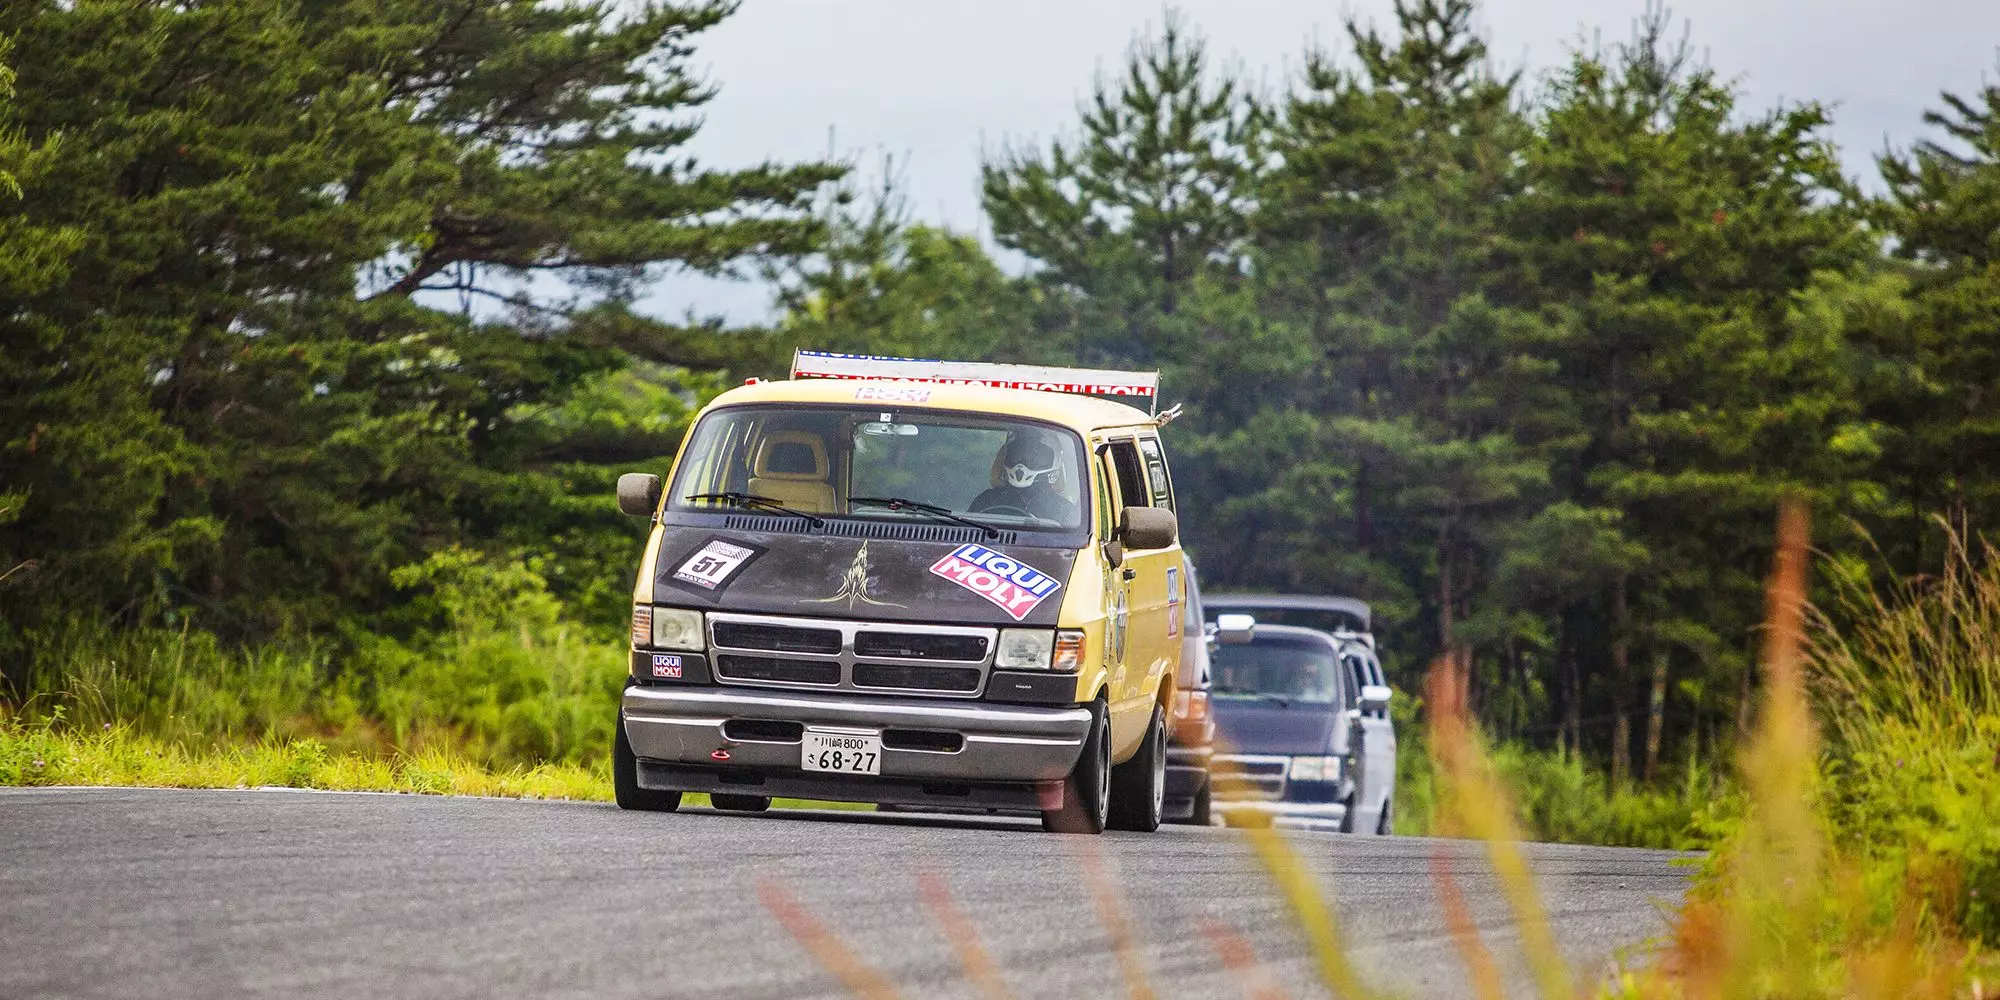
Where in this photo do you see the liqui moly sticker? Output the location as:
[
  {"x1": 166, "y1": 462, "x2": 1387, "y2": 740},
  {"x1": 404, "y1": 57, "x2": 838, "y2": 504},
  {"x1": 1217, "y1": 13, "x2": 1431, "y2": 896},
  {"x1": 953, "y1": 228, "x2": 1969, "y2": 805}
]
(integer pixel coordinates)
[
  {"x1": 674, "y1": 539, "x2": 757, "y2": 590},
  {"x1": 929, "y1": 544, "x2": 1064, "y2": 620},
  {"x1": 1166, "y1": 566, "x2": 1182, "y2": 639},
  {"x1": 651, "y1": 654, "x2": 684, "y2": 679}
]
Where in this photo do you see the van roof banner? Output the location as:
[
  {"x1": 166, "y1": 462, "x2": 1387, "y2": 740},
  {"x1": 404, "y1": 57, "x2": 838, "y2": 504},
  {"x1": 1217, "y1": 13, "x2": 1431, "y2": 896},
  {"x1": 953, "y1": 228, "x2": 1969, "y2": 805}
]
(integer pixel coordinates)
[{"x1": 790, "y1": 351, "x2": 1159, "y2": 410}]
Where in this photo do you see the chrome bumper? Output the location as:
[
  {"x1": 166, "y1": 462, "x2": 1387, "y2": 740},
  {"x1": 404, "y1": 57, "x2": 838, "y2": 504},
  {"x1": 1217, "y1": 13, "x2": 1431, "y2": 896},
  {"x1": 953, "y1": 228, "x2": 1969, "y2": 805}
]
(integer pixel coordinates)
[
  {"x1": 621, "y1": 685, "x2": 1092, "y2": 786},
  {"x1": 1214, "y1": 798, "x2": 1349, "y2": 833}
]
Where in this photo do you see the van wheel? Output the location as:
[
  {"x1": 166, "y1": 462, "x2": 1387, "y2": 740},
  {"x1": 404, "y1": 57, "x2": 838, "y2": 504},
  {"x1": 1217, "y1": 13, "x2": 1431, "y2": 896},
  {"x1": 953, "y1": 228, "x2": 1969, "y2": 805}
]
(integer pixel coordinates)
[
  {"x1": 614, "y1": 714, "x2": 682, "y2": 813},
  {"x1": 1108, "y1": 705, "x2": 1166, "y2": 832},
  {"x1": 1189, "y1": 780, "x2": 1213, "y2": 826},
  {"x1": 711, "y1": 793, "x2": 771, "y2": 813},
  {"x1": 1339, "y1": 792, "x2": 1356, "y2": 833},
  {"x1": 1042, "y1": 697, "x2": 1110, "y2": 834},
  {"x1": 1376, "y1": 801, "x2": 1393, "y2": 836}
]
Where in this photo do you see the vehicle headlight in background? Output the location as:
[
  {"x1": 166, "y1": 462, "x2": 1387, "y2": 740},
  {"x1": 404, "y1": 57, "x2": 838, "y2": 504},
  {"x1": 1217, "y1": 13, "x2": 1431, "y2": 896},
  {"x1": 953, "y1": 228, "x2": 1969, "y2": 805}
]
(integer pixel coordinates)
[
  {"x1": 630, "y1": 605, "x2": 652, "y2": 648},
  {"x1": 1289, "y1": 755, "x2": 1343, "y2": 782},
  {"x1": 649, "y1": 607, "x2": 706, "y2": 651},
  {"x1": 996, "y1": 629, "x2": 1055, "y2": 670}
]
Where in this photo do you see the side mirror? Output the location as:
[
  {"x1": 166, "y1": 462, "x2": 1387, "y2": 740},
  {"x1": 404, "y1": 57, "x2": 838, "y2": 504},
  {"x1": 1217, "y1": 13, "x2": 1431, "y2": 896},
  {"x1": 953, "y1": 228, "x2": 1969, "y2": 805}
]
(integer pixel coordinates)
[
  {"x1": 1215, "y1": 612, "x2": 1256, "y2": 645},
  {"x1": 1360, "y1": 684, "x2": 1393, "y2": 712},
  {"x1": 1119, "y1": 506, "x2": 1179, "y2": 550},
  {"x1": 1201, "y1": 621, "x2": 1220, "y2": 654},
  {"x1": 616, "y1": 473, "x2": 663, "y2": 518}
]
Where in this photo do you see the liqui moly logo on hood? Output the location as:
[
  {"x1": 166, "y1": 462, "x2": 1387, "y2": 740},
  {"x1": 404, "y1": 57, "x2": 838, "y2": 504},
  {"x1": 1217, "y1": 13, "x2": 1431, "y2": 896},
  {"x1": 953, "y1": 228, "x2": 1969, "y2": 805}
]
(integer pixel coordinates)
[{"x1": 929, "y1": 544, "x2": 1064, "y2": 621}]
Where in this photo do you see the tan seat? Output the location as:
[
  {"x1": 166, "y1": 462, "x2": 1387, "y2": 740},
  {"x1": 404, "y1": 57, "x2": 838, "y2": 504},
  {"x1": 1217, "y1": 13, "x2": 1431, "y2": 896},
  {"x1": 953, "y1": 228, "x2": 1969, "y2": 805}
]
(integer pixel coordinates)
[{"x1": 748, "y1": 432, "x2": 836, "y2": 513}]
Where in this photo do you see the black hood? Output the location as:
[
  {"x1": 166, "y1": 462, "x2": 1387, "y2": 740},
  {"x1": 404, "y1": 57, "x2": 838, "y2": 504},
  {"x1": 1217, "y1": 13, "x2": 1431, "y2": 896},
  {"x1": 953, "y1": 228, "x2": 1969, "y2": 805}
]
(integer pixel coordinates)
[
  {"x1": 649, "y1": 523, "x2": 1078, "y2": 626},
  {"x1": 1212, "y1": 701, "x2": 1342, "y2": 756}
]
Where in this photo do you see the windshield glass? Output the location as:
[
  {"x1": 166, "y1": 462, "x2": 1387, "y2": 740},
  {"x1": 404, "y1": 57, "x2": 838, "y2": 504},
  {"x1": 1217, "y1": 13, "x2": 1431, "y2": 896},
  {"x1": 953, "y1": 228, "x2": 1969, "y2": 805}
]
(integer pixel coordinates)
[
  {"x1": 1210, "y1": 635, "x2": 1343, "y2": 705},
  {"x1": 667, "y1": 404, "x2": 1088, "y2": 531}
]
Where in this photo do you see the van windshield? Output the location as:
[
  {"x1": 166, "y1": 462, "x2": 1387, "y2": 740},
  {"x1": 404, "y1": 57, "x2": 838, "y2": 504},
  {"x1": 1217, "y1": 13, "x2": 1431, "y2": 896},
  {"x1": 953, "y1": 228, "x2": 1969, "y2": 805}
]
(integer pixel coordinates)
[
  {"x1": 667, "y1": 404, "x2": 1089, "y2": 532},
  {"x1": 1210, "y1": 636, "x2": 1343, "y2": 706}
]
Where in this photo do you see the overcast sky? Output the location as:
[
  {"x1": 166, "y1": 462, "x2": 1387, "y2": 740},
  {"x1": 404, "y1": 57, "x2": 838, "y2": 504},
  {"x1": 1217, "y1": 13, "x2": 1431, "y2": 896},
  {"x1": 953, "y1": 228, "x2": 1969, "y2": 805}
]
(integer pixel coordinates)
[{"x1": 643, "y1": 0, "x2": 2000, "y2": 323}]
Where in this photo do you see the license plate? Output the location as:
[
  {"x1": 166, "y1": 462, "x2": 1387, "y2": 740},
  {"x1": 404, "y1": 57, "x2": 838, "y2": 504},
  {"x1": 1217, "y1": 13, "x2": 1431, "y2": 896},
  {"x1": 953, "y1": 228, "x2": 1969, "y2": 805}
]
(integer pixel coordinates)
[{"x1": 801, "y1": 727, "x2": 882, "y2": 775}]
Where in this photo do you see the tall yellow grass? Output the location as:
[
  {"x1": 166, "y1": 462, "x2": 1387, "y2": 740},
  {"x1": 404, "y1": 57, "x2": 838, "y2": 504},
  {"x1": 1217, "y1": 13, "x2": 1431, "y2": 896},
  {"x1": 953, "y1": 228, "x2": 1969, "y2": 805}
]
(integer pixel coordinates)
[{"x1": 755, "y1": 500, "x2": 1989, "y2": 998}]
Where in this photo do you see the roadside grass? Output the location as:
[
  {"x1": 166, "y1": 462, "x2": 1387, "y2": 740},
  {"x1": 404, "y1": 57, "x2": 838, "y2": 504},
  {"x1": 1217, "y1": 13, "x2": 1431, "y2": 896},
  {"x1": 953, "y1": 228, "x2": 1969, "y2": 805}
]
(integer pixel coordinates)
[
  {"x1": 0, "y1": 715, "x2": 612, "y2": 799},
  {"x1": 0, "y1": 715, "x2": 868, "y2": 811}
]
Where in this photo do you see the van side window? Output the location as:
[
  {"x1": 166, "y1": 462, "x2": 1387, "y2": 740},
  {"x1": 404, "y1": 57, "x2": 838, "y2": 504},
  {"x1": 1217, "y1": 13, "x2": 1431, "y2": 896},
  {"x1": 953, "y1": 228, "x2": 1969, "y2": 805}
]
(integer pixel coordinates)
[
  {"x1": 1138, "y1": 437, "x2": 1175, "y2": 511},
  {"x1": 1094, "y1": 448, "x2": 1117, "y2": 538},
  {"x1": 1340, "y1": 654, "x2": 1364, "y2": 708},
  {"x1": 1105, "y1": 440, "x2": 1148, "y2": 509}
]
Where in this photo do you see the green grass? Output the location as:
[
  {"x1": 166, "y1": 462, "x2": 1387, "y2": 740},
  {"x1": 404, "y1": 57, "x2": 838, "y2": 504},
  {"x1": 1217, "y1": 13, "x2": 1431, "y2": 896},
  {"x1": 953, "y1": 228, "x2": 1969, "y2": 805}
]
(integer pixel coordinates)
[{"x1": 0, "y1": 713, "x2": 872, "y2": 812}]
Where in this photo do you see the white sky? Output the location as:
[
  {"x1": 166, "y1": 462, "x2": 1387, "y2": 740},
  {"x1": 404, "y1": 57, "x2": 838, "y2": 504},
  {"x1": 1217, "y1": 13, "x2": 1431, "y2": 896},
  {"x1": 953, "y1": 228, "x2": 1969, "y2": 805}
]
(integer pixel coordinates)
[{"x1": 642, "y1": 0, "x2": 2000, "y2": 323}]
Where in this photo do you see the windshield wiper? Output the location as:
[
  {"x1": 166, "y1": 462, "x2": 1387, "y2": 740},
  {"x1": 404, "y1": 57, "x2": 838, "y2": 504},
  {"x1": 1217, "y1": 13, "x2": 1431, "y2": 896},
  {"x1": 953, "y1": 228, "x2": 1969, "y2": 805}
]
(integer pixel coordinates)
[
  {"x1": 847, "y1": 496, "x2": 1000, "y2": 539},
  {"x1": 683, "y1": 491, "x2": 824, "y2": 527}
]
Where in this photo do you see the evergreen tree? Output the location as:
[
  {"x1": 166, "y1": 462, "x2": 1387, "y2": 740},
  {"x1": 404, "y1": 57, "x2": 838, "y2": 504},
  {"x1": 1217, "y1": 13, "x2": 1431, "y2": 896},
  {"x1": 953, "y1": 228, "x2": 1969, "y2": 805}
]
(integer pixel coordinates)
[
  {"x1": 1874, "y1": 74, "x2": 2000, "y2": 569},
  {"x1": 0, "y1": 0, "x2": 839, "y2": 647},
  {"x1": 1507, "y1": 12, "x2": 1872, "y2": 777}
]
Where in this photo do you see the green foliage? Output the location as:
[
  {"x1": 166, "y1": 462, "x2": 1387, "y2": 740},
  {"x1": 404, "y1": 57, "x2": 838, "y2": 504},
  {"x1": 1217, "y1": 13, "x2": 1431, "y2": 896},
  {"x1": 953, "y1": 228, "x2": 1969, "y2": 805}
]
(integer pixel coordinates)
[{"x1": 0, "y1": 0, "x2": 839, "y2": 653}]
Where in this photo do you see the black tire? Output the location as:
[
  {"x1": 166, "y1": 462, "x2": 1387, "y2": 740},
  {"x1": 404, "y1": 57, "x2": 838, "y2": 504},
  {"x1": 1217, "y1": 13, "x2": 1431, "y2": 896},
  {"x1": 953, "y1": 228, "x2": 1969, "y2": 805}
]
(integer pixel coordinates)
[
  {"x1": 1376, "y1": 800, "x2": 1394, "y2": 836},
  {"x1": 1339, "y1": 792, "x2": 1356, "y2": 834},
  {"x1": 1189, "y1": 778, "x2": 1213, "y2": 826},
  {"x1": 613, "y1": 713, "x2": 682, "y2": 813},
  {"x1": 710, "y1": 793, "x2": 771, "y2": 813},
  {"x1": 1042, "y1": 697, "x2": 1110, "y2": 834},
  {"x1": 1108, "y1": 705, "x2": 1166, "y2": 832}
]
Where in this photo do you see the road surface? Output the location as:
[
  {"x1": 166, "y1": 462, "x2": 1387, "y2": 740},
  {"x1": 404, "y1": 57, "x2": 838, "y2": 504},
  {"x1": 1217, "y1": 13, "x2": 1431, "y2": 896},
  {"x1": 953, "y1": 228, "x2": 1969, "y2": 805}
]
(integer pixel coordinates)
[{"x1": 0, "y1": 788, "x2": 1691, "y2": 999}]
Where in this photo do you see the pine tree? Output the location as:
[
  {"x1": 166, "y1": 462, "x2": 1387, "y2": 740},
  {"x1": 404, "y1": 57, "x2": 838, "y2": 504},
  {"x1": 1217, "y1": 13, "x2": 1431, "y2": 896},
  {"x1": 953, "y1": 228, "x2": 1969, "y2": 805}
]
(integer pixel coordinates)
[
  {"x1": 1874, "y1": 74, "x2": 2000, "y2": 569},
  {"x1": 0, "y1": 0, "x2": 839, "y2": 644},
  {"x1": 1508, "y1": 11, "x2": 1872, "y2": 777}
]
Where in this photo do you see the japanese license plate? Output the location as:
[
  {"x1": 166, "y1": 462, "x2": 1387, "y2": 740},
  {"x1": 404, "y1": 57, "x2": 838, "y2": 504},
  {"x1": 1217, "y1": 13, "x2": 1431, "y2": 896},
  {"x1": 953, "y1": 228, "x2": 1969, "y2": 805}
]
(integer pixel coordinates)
[{"x1": 801, "y1": 727, "x2": 882, "y2": 775}]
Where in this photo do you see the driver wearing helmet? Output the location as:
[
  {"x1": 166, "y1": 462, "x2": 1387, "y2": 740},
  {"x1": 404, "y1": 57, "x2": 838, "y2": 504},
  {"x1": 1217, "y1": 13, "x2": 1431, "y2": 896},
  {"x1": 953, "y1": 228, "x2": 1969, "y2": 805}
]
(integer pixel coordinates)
[{"x1": 969, "y1": 436, "x2": 1076, "y2": 524}]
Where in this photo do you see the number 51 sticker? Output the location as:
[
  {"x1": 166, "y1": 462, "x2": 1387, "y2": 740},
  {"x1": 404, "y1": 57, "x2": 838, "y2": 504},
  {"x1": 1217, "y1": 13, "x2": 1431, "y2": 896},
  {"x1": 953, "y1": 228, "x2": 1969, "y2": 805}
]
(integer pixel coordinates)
[{"x1": 668, "y1": 537, "x2": 764, "y2": 592}]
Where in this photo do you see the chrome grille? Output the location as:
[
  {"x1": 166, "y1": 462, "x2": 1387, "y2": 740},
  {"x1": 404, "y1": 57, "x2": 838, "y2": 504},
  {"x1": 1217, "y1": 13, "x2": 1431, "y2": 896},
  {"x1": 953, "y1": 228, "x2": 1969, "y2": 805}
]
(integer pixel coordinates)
[
  {"x1": 706, "y1": 612, "x2": 999, "y2": 699},
  {"x1": 1214, "y1": 754, "x2": 1288, "y2": 800},
  {"x1": 712, "y1": 622, "x2": 841, "y2": 654}
]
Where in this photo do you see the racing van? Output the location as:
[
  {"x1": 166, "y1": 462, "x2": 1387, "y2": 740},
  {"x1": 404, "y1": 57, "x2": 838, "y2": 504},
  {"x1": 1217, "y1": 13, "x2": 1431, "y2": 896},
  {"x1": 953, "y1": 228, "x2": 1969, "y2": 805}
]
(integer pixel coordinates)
[
  {"x1": 612, "y1": 352, "x2": 1188, "y2": 834},
  {"x1": 1203, "y1": 596, "x2": 1396, "y2": 834}
]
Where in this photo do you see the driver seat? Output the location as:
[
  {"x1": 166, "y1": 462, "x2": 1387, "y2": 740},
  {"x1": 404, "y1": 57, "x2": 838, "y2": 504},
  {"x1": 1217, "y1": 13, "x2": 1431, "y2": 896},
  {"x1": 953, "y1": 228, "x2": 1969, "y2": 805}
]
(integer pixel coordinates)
[{"x1": 748, "y1": 432, "x2": 835, "y2": 513}]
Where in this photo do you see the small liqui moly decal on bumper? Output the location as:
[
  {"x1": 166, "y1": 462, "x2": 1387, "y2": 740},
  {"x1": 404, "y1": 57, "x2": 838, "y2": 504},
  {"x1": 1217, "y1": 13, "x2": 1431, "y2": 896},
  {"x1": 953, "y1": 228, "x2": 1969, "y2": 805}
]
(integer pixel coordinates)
[
  {"x1": 929, "y1": 544, "x2": 1063, "y2": 620},
  {"x1": 651, "y1": 654, "x2": 684, "y2": 679}
]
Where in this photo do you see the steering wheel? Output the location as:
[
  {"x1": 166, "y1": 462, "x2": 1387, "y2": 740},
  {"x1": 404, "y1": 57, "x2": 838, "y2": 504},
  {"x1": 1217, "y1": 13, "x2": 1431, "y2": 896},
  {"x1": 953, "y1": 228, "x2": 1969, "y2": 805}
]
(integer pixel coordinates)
[{"x1": 975, "y1": 504, "x2": 1033, "y2": 517}]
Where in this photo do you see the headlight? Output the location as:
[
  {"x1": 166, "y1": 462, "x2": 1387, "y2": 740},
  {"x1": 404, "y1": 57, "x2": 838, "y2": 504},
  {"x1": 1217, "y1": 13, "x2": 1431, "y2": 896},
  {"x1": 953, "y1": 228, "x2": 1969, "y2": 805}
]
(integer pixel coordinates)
[
  {"x1": 649, "y1": 607, "x2": 706, "y2": 651},
  {"x1": 995, "y1": 629, "x2": 1054, "y2": 670},
  {"x1": 1289, "y1": 755, "x2": 1343, "y2": 782}
]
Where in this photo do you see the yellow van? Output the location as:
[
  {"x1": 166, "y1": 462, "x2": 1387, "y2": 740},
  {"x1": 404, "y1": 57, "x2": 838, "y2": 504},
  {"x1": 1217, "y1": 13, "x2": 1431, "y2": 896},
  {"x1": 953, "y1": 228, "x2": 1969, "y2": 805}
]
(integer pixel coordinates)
[{"x1": 612, "y1": 352, "x2": 1186, "y2": 834}]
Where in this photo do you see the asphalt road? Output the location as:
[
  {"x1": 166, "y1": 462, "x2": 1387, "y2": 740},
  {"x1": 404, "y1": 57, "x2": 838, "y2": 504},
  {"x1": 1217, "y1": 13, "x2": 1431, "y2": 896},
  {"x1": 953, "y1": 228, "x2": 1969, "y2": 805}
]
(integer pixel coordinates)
[{"x1": 0, "y1": 788, "x2": 1692, "y2": 1000}]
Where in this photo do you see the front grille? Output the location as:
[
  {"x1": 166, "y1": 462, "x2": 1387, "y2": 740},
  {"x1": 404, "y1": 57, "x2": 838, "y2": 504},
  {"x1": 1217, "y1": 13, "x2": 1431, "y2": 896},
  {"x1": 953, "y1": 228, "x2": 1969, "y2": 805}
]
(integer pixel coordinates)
[
  {"x1": 705, "y1": 612, "x2": 997, "y2": 698},
  {"x1": 713, "y1": 621, "x2": 841, "y2": 654},
  {"x1": 1216, "y1": 757, "x2": 1287, "y2": 799},
  {"x1": 853, "y1": 663, "x2": 982, "y2": 692},
  {"x1": 854, "y1": 631, "x2": 988, "y2": 661},
  {"x1": 715, "y1": 655, "x2": 840, "y2": 686}
]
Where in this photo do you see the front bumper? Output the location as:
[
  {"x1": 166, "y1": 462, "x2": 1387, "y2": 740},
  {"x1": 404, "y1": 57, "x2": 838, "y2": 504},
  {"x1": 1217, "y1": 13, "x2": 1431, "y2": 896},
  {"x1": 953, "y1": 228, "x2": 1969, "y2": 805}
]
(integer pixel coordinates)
[
  {"x1": 621, "y1": 685, "x2": 1092, "y2": 809},
  {"x1": 1213, "y1": 798, "x2": 1349, "y2": 833}
]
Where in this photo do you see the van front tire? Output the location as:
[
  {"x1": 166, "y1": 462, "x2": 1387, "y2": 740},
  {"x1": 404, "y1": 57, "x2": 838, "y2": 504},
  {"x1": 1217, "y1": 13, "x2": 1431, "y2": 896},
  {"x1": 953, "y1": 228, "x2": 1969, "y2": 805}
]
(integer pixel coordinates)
[
  {"x1": 1108, "y1": 705, "x2": 1166, "y2": 832},
  {"x1": 1043, "y1": 697, "x2": 1110, "y2": 834},
  {"x1": 614, "y1": 713, "x2": 682, "y2": 813}
]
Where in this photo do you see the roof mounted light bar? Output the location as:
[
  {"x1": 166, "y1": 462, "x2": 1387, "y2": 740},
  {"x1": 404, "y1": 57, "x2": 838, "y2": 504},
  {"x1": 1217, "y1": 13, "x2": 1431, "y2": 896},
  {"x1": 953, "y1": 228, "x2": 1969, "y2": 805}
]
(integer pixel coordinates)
[{"x1": 790, "y1": 350, "x2": 1160, "y2": 414}]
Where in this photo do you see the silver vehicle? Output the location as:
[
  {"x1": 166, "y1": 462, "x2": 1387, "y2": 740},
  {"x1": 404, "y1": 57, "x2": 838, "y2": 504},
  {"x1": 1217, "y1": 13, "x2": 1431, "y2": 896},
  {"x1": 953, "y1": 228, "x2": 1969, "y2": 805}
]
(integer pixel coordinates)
[{"x1": 1204, "y1": 597, "x2": 1396, "y2": 834}]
